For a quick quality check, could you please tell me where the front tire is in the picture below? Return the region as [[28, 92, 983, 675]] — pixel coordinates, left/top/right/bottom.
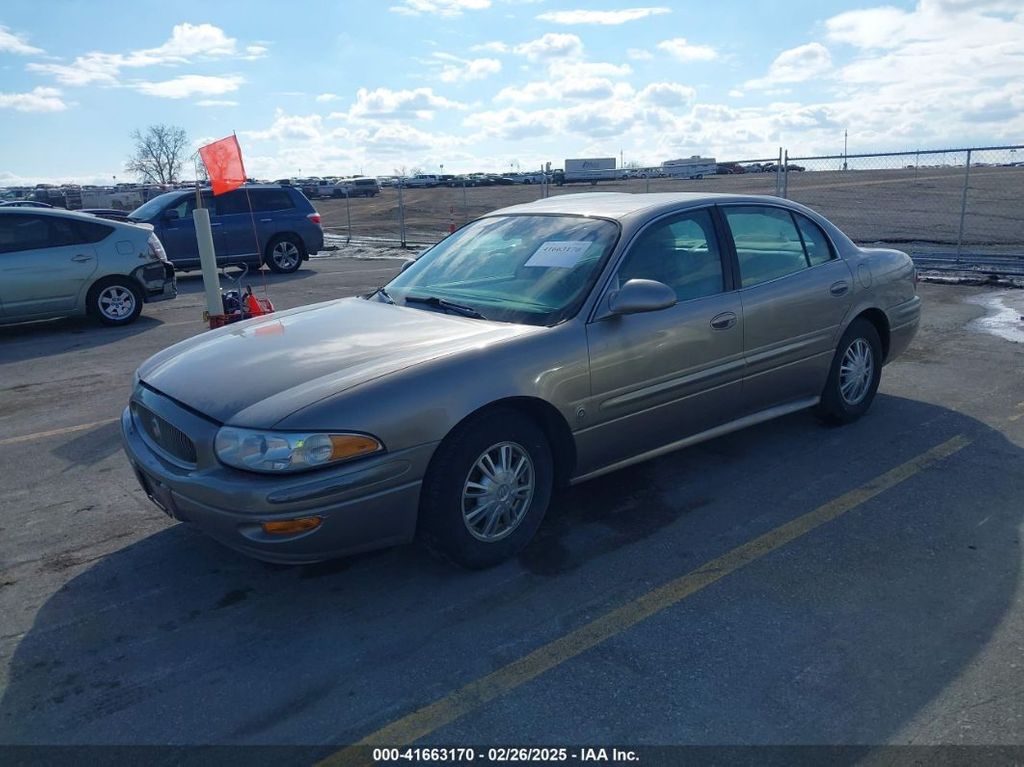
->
[[419, 408, 553, 569], [265, 234, 304, 274], [87, 277, 143, 326], [815, 318, 883, 424]]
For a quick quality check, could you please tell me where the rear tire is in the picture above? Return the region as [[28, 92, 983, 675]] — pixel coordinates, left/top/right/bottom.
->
[[419, 407, 553, 569], [815, 318, 883, 425], [87, 277, 143, 326], [265, 234, 304, 274]]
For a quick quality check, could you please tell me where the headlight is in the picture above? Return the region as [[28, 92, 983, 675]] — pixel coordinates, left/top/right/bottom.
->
[[214, 427, 383, 473]]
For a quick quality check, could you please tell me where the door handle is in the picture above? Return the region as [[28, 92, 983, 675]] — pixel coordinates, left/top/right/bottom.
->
[[260, 218, 272, 223], [829, 281, 849, 296], [210, 222, 222, 227], [71, 254, 93, 263], [710, 311, 737, 330]]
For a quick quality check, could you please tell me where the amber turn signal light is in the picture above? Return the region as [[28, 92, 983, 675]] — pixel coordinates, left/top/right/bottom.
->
[[261, 516, 323, 535]]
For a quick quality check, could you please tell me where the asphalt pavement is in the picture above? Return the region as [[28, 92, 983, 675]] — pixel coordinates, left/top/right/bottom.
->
[[1, 259, 1022, 759]]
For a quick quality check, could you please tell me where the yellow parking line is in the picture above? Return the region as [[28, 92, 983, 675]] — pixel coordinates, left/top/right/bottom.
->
[[319, 434, 971, 766], [0, 418, 119, 447]]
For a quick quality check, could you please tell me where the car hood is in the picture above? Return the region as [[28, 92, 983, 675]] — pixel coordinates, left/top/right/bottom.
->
[[138, 297, 540, 426]]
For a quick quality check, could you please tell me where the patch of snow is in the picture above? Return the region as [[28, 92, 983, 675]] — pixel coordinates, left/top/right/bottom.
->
[[966, 291, 1024, 344]]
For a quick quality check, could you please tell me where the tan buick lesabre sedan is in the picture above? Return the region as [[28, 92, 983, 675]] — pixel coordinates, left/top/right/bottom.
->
[[122, 193, 920, 568]]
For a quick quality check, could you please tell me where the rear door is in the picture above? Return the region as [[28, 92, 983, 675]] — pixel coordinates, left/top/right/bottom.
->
[[249, 188, 299, 255], [0, 214, 100, 317], [719, 204, 855, 414], [578, 207, 744, 475]]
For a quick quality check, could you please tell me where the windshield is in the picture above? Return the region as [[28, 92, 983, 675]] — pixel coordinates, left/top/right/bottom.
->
[[128, 192, 182, 221], [380, 214, 619, 326]]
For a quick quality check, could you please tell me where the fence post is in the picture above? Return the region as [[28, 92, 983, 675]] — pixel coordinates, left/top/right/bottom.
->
[[345, 190, 352, 244], [956, 149, 972, 263], [397, 182, 407, 248], [783, 149, 789, 198], [775, 148, 783, 196], [462, 179, 469, 222], [646, 174, 650, 194]]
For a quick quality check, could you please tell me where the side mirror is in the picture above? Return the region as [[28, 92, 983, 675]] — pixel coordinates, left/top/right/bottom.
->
[[608, 279, 676, 316], [162, 209, 180, 221]]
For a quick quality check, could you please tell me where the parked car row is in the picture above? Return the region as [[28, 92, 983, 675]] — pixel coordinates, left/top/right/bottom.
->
[[0, 184, 324, 327]]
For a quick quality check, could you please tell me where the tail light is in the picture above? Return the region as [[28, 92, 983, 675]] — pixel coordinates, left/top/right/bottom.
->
[[145, 233, 169, 262], [307, 212, 322, 225]]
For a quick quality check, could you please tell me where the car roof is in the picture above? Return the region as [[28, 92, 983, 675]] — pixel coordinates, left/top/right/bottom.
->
[[0, 206, 148, 229], [487, 192, 794, 222]]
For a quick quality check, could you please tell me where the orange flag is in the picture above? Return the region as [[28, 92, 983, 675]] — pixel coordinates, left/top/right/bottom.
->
[[198, 134, 247, 195]]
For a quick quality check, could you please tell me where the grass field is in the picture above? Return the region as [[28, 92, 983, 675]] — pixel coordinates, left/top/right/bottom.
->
[[315, 165, 1024, 254]]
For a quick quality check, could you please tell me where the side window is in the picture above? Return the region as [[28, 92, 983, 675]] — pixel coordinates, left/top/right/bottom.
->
[[166, 195, 198, 220], [0, 215, 48, 253], [46, 217, 86, 247], [75, 219, 114, 244], [251, 190, 295, 212], [794, 213, 835, 266], [215, 190, 251, 216], [617, 209, 724, 301], [723, 206, 808, 288]]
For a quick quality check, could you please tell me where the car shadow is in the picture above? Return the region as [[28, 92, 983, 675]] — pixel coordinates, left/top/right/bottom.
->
[[171, 267, 315, 296], [0, 396, 1019, 747], [0, 315, 166, 365]]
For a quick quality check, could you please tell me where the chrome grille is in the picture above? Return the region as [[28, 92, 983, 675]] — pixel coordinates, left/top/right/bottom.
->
[[132, 402, 197, 465]]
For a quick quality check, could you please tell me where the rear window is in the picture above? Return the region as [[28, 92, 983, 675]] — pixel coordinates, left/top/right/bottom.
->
[[0, 214, 111, 253], [250, 189, 295, 212]]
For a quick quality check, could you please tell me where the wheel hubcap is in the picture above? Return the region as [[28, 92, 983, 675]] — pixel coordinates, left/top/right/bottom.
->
[[462, 441, 535, 542], [839, 338, 874, 405], [98, 286, 135, 319], [272, 242, 299, 269]]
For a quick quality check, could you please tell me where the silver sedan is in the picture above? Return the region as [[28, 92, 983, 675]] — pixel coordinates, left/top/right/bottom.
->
[[121, 193, 920, 568]]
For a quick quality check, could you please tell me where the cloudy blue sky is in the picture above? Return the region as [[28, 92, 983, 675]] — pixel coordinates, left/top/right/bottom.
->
[[0, 0, 1021, 184]]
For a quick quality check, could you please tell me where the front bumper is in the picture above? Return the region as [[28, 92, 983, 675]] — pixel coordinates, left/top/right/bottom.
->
[[120, 388, 435, 563]]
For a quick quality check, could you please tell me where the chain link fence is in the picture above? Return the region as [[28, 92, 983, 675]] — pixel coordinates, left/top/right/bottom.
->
[[318, 144, 1024, 273]]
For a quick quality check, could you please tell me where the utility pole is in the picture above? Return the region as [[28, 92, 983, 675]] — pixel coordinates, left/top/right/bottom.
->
[[843, 129, 848, 171]]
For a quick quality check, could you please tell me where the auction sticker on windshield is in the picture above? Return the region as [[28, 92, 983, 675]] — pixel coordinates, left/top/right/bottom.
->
[[524, 241, 592, 268]]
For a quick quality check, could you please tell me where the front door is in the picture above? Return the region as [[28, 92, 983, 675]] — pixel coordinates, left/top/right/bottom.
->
[[154, 192, 215, 268], [577, 207, 744, 476], [718, 204, 855, 414], [0, 214, 98, 317]]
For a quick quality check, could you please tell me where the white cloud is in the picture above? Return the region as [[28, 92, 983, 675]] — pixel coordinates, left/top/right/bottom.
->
[[316, 92, 341, 102], [513, 33, 584, 61], [343, 87, 467, 120], [0, 86, 67, 112], [0, 25, 44, 56], [627, 48, 654, 60], [433, 53, 502, 83], [548, 60, 632, 79], [657, 37, 718, 62], [28, 23, 252, 88], [390, 0, 490, 17], [244, 45, 269, 59], [470, 41, 509, 53], [196, 99, 239, 107], [536, 7, 670, 25], [134, 74, 244, 99], [637, 82, 696, 108], [745, 43, 832, 89]]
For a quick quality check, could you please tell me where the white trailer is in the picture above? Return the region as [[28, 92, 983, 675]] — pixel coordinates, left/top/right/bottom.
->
[[557, 158, 618, 185], [662, 156, 717, 179]]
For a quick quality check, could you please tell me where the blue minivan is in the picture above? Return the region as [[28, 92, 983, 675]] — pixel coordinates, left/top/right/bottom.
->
[[127, 185, 324, 273]]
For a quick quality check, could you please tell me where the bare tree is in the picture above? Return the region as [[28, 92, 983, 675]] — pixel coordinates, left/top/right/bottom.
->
[[126, 125, 189, 185], [409, 166, 424, 177], [393, 165, 409, 178]]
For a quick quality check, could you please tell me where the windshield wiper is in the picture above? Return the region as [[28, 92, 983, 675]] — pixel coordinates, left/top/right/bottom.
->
[[403, 294, 487, 320], [370, 285, 395, 304]]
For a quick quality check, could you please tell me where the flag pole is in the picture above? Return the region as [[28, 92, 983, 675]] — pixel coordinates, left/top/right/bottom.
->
[[192, 152, 222, 323]]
